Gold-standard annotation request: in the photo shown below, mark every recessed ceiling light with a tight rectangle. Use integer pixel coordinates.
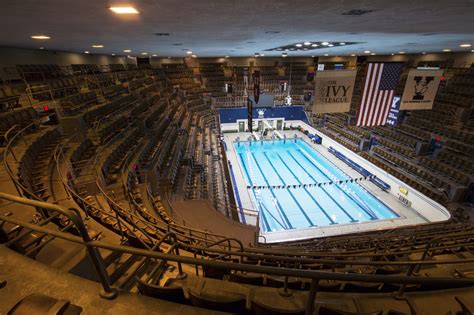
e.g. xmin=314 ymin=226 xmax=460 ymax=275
xmin=422 ymin=52 xmax=426 ymax=54
xmin=186 ymin=51 xmax=193 ymax=54
xmin=295 ymin=43 xmax=303 ymax=47
xmin=459 ymin=43 xmax=471 ymax=48
xmin=472 ymin=50 xmax=474 ymax=53
xmin=39 ymin=47 xmax=44 ymax=50
xmin=152 ymin=54 xmax=157 ymax=57
xmin=304 ymin=41 xmax=311 ymax=45
xmin=109 ymin=6 xmax=140 ymax=14
xmin=311 ymin=55 xmax=315 ymax=57
xmin=311 ymin=44 xmax=318 ymax=47
xmin=371 ymin=53 xmax=376 ymax=55
xmin=350 ymin=54 xmax=355 ymax=56
xmin=123 ymin=49 xmax=131 ymax=53
xmin=391 ymin=53 xmax=395 ymax=56
xmin=225 ymin=55 xmax=229 ymax=58
xmin=92 ymin=45 xmax=104 ymax=48
xmin=340 ymin=42 xmax=346 ymax=45
xmin=324 ymin=54 xmax=329 ymax=56
xmin=112 ymin=53 xmax=115 ymax=56
xmin=328 ymin=44 xmax=334 ymax=47
xmin=141 ymin=52 xmax=148 ymax=55
xmin=191 ymin=54 xmax=197 ymax=58
xmin=31 ymin=35 xmax=50 ymax=40
xmin=442 ymin=49 xmax=451 ymax=52
xmin=364 ymin=50 xmax=371 ymax=54
xmin=84 ymin=51 xmax=90 ymax=54
xmin=398 ymin=51 xmax=405 ymax=54
xmin=321 ymin=42 xmax=329 ymax=46
xmin=282 ymin=53 xmax=287 ymax=57
xmin=261 ymin=53 xmax=265 ymax=56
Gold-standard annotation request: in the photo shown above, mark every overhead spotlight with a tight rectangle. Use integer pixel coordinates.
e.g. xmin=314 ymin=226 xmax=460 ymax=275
xmin=295 ymin=43 xmax=303 ymax=47
xmin=186 ymin=51 xmax=193 ymax=54
xmin=472 ymin=50 xmax=474 ymax=53
xmin=191 ymin=54 xmax=197 ymax=58
xmin=123 ymin=49 xmax=131 ymax=53
xmin=225 ymin=55 xmax=230 ymax=58
xmin=311 ymin=55 xmax=315 ymax=57
xmin=442 ymin=49 xmax=451 ymax=52
xmin=324 ymin=54 xmax=329 ymax=56
xmin=109 ymin=6 xmax=140 ymax=14
xmin=254 ymin=53 xmax=260 ymax=57
xmin=311 ymin=44 xmax=318 ymax=47
xmin=39 ymin=47 xmax=45 ymax=50
xmin=340 ymin=42 xmax=346 ymax=45
xmin=152 ymin=54 xmax=157 ymax=57
xmin=398 ymin=51 xmax=405 ymax=54
xmin=391 ymin=53 xmax=395 ymax=56
xmin=84 ymin=51 xmax=90 ymax=54
xmin=31 ymin=35 xmax=50 ymax=40
xmin=350 ymin=54 xmax=355 ymax=56
xmin=328 ymin=44 xmax=334 ymax=47
xmin=92 ymin=45 xmax=104 ymax=48
xmin=321 ymin=42 xmax=329 ymax=46
xmin=422 ymin=52 xmax=426 ymax=54
xmin=459 ymin=43 xmax=471 ymax=47
xmin=304 ymin=41 xmax=311 ymax=45
xmin=260 ymin=53 xmax=265 ymax=56
xmin=364 ymin=50 xmax=371 ymax=54
xmin=282 ymin=53 xmax=288 ymax=57
xmin=111 ymin=53 xmax=115 ymax=56
xmin=371 ymin=53 xmax=376 ymax=55
xmin=141 ymin=52 xmax=148 ymax=55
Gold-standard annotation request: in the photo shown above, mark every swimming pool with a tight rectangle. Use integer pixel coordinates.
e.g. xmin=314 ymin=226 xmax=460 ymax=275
xmin=233 ymin=138 xmax=399 ymax=232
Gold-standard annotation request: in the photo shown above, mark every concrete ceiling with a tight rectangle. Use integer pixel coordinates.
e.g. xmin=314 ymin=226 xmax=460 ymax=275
xmin=0 ymin=0 xmax=473 ymax=57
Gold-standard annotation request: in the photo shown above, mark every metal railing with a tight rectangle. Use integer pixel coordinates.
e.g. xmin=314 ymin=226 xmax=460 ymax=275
xmin=2 ymin=191 xmax=474 ymax=315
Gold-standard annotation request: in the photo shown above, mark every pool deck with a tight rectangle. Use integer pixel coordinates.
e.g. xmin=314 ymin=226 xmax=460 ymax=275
xmin=223 ymin=129 xmax=442 ymax=244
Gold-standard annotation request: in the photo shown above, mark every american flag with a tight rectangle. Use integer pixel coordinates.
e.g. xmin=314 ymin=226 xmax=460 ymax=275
xmin=355 ymin=63 xmax=403 ymax=126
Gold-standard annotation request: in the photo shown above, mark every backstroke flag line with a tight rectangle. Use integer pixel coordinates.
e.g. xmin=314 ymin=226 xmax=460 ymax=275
xmin=355 ymin=62 xmax=403 ymax=126
xmin=312 ymin=70 xmax=357 ymax=114
xmin=400 ymin=69 xmax=444 ymax=110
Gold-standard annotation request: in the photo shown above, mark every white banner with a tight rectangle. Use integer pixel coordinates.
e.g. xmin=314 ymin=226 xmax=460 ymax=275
xmin=400 ymin=69 xmax=444 ymax=110
xmin=312 ymin=70 xmax=356 ymax=113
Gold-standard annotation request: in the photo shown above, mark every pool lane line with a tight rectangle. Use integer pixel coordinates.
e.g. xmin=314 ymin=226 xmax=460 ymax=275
xmin=275 ymin=152 xmax=336 ymax=225
xmin=287 ymin=150 xmax=358 ymax=223
xmin=261 ymin=152 xmax=315 ymax=227
xmin=294 ymin=147 xmax=378 ymax=221
xmin=296 ymin=142 xmax=380 ymax=220
xmin=238 ymin=152 xmax=271 ymax=231
xmin=245 ymin=151 xmax=293 ymax=230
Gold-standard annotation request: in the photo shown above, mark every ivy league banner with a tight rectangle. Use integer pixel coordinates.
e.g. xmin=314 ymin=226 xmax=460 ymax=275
xmin=312 ymin=70 xmax=357 ymax=113
xmin=400 ymin=69 xmax=444 ymax=110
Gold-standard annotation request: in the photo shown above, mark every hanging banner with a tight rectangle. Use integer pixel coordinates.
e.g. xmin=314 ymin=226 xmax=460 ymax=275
xmin=253 ymin=70 xmax=261 ymax=104
xmin=400 ymin=69 xmax=444 ymax=110
xmin=385 ymin=96 xmax=401 ymax=126
xmin=312 ymin=70 xmax=356 ymax=113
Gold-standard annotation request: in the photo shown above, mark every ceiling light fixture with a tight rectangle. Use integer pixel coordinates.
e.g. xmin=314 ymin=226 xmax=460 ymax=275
xmin=225 ymin=55 xmax=229 ymax=58
xmin=422 ymin=52 xmax=426 ymax=54
xmin=109 ymin=6 xmax=140 ymax=14
xmin=321 ymin=42 xmax=329 ymax=46
xmin=442 ymin=49 xmax=451 ymax=52
xmin=191 ymin=54 xmax=197 ymax=58
xmin=260 ymin=53 xmax=265 ymax=56
xmin=304 ymin=41 xmax=311 ymax=45
xmin=152 ymin=54 xmax=157 ymax=57
xmin=391 ymin=53 xmax=395 ymax=56
xmin=295 ymin=43 xmax=303 ymax=47
xmin=340 ymin=42 xmax=346 ymax=45
xmin=112 ymin=53 xmax=115 ymax=56
xmin=324 ymin=54 xmax=329 ymax=56
xmin=371 ymin=53 xmax=376 ymax=55
xmin=350 ymin=54 xmax=355 ymax=56
xmin=31 ymin=35 xmax=50 ymax=40
xmin=123 ymin=49 xmax=131 ymax=53
xmin=328 ymin=44 xmax=334 ymax=47
xmin=398 ymin=51 xmax=405 ymax=54
xmin=84 ymin=51 xmax=90 ymax=54
xmin=39 ymin=47 xmax=44 ymax=50
xmin=364 ymin=50 xmax=371 ymax=54
xmin=311 ymin=44 xmax=318 ymax=47
xmin=92 ymin=45 xmax=104 ymax=48
xmin=141 ymin=52 xmax=148 ymax=55
xmin=459 ymin=43 xmax=471 ymax=48
xmin=186 ymin=51 xmax=193 ymax=54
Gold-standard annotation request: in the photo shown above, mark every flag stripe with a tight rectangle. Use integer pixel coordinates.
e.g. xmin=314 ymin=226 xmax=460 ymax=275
xmin=356 ymin=63 xmax=372 ymax=126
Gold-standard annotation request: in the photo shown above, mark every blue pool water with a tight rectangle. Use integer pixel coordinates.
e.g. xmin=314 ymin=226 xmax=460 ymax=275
xmin=233 ymin=139 xmax=398 ymax=232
